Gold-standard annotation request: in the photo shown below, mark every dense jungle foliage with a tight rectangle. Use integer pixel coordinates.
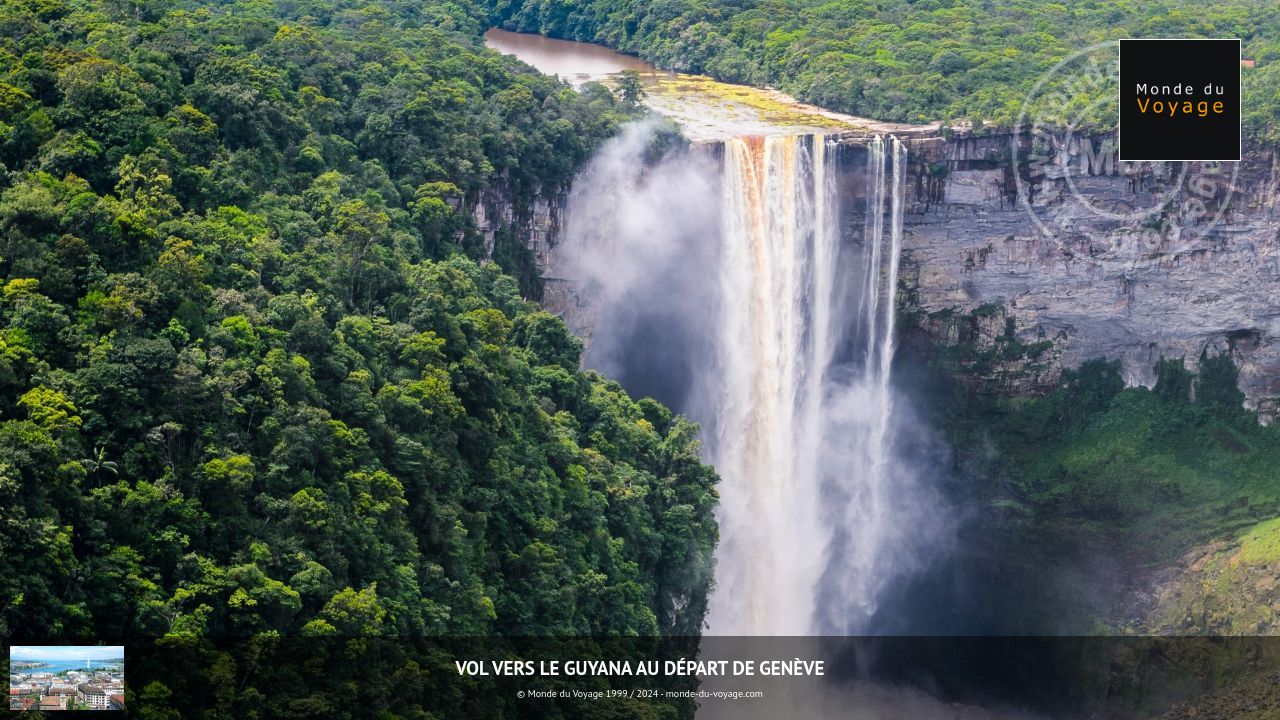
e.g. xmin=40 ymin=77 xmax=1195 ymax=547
xmin=487 ymin=0 xmax=1280 ymax=140
xmin=927 ymin=348 xmax=1280 ymax=632
xmin=0 ymin=0 xmax=719 ymax=642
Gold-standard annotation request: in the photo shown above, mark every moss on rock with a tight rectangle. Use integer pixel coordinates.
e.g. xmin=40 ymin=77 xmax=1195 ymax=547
xmin=1144 ymin=517 xmax=1280 ymax=635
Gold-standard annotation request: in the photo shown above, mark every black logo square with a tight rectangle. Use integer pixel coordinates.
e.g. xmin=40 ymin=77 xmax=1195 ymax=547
xmin=1119 ymin=39 xmax=1240 ymax=162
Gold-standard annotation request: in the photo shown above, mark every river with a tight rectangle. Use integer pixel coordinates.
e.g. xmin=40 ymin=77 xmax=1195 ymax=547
xmin=484 ymin=29 xmax=933 ymax=142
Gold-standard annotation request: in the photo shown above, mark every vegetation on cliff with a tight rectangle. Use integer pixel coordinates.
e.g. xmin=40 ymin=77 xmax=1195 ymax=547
xmin=954 ymin=354 xmax=1277 ymax=554
xmin=1143 ymin=516 xmax=1280 ymax=634
xmin=487 ymin=0 xmax=1280 ymax=140
xmin=0 ymin=0 xmax=718 ymax=643
xmin=927 ymin=345 xmax=1280 ymax=631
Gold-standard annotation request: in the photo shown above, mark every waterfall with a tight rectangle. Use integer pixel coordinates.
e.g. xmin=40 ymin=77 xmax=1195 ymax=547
xmin=706 ymin=134 xmax=908 ymax=635
xmin=555 ymin=124 xmax=916 ymax=636
xmin=814 ymin=134 xmax=910 ymax=634
xmin=706 ymin=135 xmax=830 ymax=635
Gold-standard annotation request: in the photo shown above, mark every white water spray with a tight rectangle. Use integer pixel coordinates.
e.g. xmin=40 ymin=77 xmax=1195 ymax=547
xmin=556 ymin=125 xmax=920 ymax=636
xmin=705 ymin=134 xmax=907 ymax=635
xmin=813 ymin=135 xmax=911 ymax=634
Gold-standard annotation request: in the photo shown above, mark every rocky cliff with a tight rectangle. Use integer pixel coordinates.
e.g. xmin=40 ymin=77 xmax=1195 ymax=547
xmin=471 ymin=185 xmax=564 ymax=270
xmin=860 ymin=131 xmax=1280 ymax=421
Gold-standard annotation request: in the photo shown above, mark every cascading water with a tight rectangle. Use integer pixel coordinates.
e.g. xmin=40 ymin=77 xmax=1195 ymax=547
xmin=556 ymin=124 xmax=923 ymax=637
xmin=811 ymin=135 xmax=910 ymax=635
xmin=706 ymin=134 xmax=908 ymax=635
xmin=706 ymin=135 xmax=835 ymax=635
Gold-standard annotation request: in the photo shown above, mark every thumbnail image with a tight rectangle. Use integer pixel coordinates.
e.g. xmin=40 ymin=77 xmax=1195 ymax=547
xmin=8 ymin=647 xmax=124 ymax=712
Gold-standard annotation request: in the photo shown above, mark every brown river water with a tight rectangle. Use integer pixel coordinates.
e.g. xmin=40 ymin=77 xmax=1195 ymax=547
xmin=484 ymin=29 xmax=655 ymax=85
xmin=484 ymin=29 xmax=933 ymax=141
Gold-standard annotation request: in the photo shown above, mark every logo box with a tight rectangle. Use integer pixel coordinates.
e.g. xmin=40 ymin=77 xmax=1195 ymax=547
xmin=1119 ymin=38 xmax=1241 ymax=162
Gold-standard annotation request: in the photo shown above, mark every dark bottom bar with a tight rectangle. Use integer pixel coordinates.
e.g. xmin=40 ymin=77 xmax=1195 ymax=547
xmin=52 ymin=636 xmax=1280 ymax=718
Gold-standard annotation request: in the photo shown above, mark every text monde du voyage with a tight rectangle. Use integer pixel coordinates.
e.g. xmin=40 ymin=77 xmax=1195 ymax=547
xmin=1133 ymin=83 xmax=1229 ymax=118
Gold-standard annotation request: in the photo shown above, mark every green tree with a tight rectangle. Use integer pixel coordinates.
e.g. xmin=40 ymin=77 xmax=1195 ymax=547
xmin=1197 ymin=352 xmax=1247 ymax=420
xmin=616 ymin=70 xmax=646 ymax=109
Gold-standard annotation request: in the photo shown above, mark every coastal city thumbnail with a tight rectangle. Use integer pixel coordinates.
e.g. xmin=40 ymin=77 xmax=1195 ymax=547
xmin=8 ymin=646 xmax=124 ymax=712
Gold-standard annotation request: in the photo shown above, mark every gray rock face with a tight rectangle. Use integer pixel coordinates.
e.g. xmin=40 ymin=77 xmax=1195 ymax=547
xmin=880 ymin=132 xmax=1280 ymax=419
xmin=469 ymin=182 xmax=565 ymax=278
